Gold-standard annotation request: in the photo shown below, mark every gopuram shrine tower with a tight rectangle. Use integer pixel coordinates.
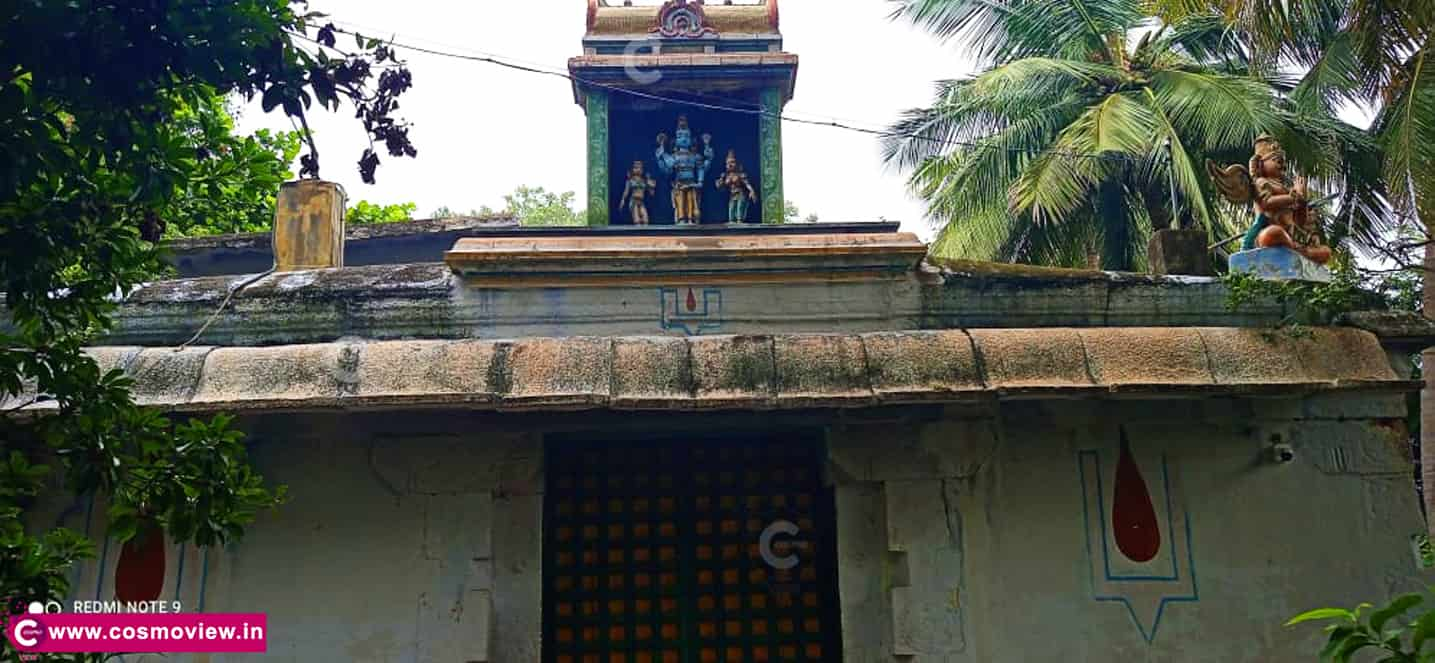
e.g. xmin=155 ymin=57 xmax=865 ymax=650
xmin=571 ymin=0 xmax=796 ymax=226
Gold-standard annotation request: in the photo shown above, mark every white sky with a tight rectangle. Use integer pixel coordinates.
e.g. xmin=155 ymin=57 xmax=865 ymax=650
xmin=235 ymin=1 xmax=970 ymax=238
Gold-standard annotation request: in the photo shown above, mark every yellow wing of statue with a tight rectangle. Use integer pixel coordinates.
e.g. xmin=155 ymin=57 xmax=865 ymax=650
xmin=1205 ymin=160 xmax=1255 ymax=205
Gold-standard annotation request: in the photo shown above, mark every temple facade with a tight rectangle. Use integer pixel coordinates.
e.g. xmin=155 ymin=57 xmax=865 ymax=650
xmin=9 ymin=179 xmax=1429 ymax=662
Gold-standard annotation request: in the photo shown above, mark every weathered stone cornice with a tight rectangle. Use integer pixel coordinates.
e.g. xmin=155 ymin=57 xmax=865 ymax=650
xmin=4 ymin=328 xmax=1410 ymax=415
xmin=59 ymin=257 xmax=1298 ymax=348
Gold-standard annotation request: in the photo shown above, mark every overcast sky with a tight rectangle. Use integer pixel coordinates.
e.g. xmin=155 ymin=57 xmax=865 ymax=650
xmin=235 ymin=1 xmax=970 ymax=237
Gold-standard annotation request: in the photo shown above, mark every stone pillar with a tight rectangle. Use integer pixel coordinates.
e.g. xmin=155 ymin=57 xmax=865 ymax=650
xmin=585 ymin=88 xmax=611 ymax=227
xmin=760 ymin=87 xmax=785 ymax=224
xmin=829 ymin=419 xmax=993 ymax=661
xmin=273 ymin=180 xmax=345 ymax=271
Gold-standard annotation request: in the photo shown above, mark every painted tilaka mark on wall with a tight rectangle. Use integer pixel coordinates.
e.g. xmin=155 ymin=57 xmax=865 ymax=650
xmin=659 ymin=287 xmax=723 ymax=335
xmin=1078 ymin=429 xmax=1198 ymax=643
xmin=64 ymin=495 xmax=214 ymax=615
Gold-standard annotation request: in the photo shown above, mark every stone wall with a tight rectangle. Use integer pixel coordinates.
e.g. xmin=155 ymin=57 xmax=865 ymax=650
xmin=56 ymin=414 xmax=545 ymax=663
xmin=830 ymin=395 xmax=1427 ymax=662
xmin=50 ymin=394 xmax=1426 ymax=662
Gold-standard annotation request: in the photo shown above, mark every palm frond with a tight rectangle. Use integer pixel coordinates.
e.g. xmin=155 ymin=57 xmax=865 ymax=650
xmin=907 ymin=92 xmax=1097 ymax=225
xmin=882 ymin=58 xmax=1116 ymax=168
xmin=1374 ymin=36 xmax=1434 ymax=221
xmin=1004 ymin=209 xmax=1106 ymax=267
xmin=1220 ymin=0 xmax=1346 ymax=69
xmin=1142 ymin=0 xmax=1214 ymax=25
xmin=969 ymin=57 xmax=1128 ymax=92
xmin=1290 ymin=31 xmax=1363 ymax=114
xmin=890 ymin=0 xmax=1145 ymax=65
xmin=1135 ymin=88 xmax=1217 ymax=228
xmin=928 ymin=199 xmax=1031 ymax=260
xmin=1160 ymin=12 xmax=1250 ymax=69
xmin=1326 ymin=133 xmax=1392 ymax=252
xmin=1346 ymin=0 xmax=1429 ymax=98
xmin=1149 ymin=69 xmax=1279 ymax=150
xmin=1007 ymin=96 xmax=1145 ymax=223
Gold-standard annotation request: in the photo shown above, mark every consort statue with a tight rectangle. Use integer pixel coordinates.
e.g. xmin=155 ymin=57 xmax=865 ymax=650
xmin=619 ymin=160 xmax=657 ymax=226
xmin=715 ymin=150 xmax=757 ymax=223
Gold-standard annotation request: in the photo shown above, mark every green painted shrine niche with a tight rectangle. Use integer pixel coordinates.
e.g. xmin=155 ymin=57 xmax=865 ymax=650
xmin=570 ymin=0 xmax=797 ymax=227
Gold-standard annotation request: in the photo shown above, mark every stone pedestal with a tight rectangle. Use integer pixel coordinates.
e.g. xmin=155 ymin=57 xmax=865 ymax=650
xmin=273 ymin=180 xmax=346 ymax=272
xmin=1228 ymin=247 xmax=1332 ymax=283
xmin=1146 ymin=229 xmax=1211 ymax=276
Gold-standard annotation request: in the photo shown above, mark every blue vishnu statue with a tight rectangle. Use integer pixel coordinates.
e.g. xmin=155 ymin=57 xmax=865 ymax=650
xmin=654 ymin=115 xmax=713 ymax=224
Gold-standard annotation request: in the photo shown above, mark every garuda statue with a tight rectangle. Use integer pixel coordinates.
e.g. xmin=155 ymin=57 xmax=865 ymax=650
xmin=1207 ymin=136 xmax=1332 ymax=265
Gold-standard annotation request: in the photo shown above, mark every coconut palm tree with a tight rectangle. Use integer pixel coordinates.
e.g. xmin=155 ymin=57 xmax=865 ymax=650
xmin=884 ymin=0 xmax=1368 ymax=270
xmin=1163 ymin=0 xmax=1431 ymax=252
xmin=1139 ymin=0 xmax=1432 ymax=526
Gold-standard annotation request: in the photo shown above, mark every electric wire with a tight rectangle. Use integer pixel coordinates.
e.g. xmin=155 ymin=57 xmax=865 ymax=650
xmin=294 ymin=22 xmax=1138 ymax=165
xmin=323 ymin=17 xmax=930 ymax=133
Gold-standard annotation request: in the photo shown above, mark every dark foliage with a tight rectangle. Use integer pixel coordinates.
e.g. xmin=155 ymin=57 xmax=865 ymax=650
xmin=0 ymin=2 xmax=417 ymax=642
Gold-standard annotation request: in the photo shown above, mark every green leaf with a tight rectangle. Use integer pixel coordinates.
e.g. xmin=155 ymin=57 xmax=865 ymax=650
xmin=1373 ymin=594 xmax=1426 ymax=632
xmin=1332 ymin=631 xmax=1378 ymax=663
xmin=1322 ymin=625 xmax=1358 ymax=658
xmin=1410 ymin=609 xmax=1435 ymax=651
xmin=1289 ymin=608 xmax=1359 ymax=626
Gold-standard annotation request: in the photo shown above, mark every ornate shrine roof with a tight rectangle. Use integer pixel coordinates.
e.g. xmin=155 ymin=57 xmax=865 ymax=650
xmin=587 ymin=1 xmax=779 ymax=39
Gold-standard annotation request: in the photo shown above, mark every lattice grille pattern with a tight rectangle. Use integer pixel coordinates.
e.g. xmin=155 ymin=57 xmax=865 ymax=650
xmin=544 ymin=437 xmax=840 ymax=663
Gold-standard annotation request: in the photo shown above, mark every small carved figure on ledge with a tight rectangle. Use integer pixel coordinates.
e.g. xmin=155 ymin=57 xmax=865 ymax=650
xmin=655 ymin=115 xmax=713 ymax=224
xmin=715 ymin=150 xmax=757 ymax=223
xmin=1208 ymin=135 xmax=1332 ymax=265
xmin=619 ymin=160 xmax=657 ymax=226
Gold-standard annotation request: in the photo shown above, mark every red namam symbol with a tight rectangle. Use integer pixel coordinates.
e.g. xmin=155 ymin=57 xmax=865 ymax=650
xmin=686 ymin=288 xmax=698 ymax=312
xmin=1111 ymin=430 xmax=1162 ymax=563
xmin=114 ymin=525 xmax=167 ymax=603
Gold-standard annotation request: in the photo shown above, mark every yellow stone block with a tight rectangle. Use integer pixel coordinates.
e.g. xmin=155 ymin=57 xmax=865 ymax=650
xmin=273 ymin=180 xmax=345 ymax=271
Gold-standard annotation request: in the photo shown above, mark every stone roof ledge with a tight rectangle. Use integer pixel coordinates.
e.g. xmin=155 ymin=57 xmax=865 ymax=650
xmin=444 ymin=231 xmax=928 ymax=285
xmin=4 ymin=328 xmax=1412 ymax=415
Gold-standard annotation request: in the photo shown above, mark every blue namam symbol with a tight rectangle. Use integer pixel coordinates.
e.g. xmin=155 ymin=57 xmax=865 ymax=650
xmin=659 ymin=287 xmax=723 ymax=336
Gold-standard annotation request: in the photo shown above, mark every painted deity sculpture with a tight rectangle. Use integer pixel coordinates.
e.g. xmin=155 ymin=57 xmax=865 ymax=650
xmin=715 ymin=150 xmax=757 ymax=223
xmin=1208 ymin=136 xmax=1333 ymax=265
xmin=619 ymin=160 xmax=658 ymax=226
xmin=655 ymin=115 xmax=714 ymax=224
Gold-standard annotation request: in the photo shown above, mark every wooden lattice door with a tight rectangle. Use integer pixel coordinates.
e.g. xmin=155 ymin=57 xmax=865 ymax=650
xmin=543 ymin=434 xmax=843 ymax=663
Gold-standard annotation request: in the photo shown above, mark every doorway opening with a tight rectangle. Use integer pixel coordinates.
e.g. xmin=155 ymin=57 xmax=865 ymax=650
xmin=542 ymin=432 xmax=843 ymax=662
